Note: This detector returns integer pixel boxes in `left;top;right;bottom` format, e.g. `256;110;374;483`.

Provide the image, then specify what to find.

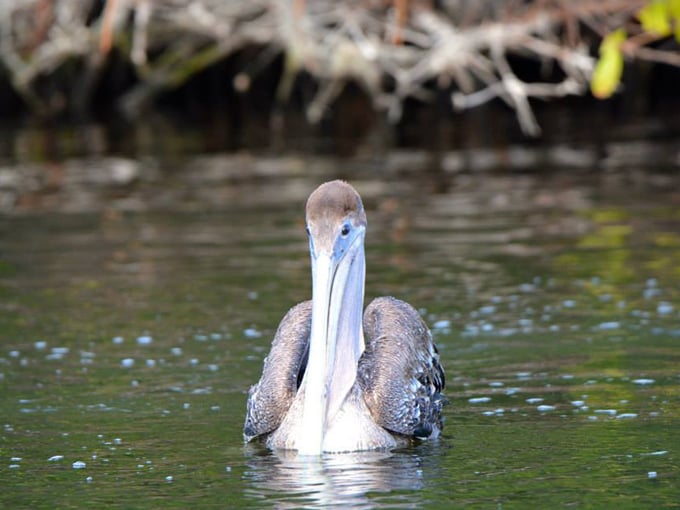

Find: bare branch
0;0;676;133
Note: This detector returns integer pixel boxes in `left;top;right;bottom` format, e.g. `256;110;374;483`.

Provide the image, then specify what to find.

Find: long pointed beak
297;228;365;454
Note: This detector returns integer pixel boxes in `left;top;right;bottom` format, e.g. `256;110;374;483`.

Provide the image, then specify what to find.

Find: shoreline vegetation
1;1;680;136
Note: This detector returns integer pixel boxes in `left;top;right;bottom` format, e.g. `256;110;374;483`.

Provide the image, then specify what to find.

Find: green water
1;151;679;508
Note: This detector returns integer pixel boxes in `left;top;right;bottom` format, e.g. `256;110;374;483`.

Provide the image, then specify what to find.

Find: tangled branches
0;0;675;135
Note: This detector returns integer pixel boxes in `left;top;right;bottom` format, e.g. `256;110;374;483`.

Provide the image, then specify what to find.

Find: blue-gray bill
244;180;445;454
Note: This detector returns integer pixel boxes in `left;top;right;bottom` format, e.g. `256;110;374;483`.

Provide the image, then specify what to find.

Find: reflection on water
244;448;429;508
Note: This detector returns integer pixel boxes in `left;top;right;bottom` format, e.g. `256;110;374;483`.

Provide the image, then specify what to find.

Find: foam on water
136;335;153;345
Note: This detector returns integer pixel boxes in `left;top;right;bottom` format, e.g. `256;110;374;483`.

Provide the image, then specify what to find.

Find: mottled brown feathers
245;296;445;442
244;300;312;440
359;296;445;438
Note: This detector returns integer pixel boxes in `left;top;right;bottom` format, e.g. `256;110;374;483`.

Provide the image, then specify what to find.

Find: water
1;129;679;507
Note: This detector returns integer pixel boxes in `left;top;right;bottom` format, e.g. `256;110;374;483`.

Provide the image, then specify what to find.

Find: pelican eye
340;224;351;237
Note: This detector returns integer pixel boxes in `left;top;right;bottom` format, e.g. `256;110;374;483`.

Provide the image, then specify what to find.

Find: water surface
1;137;679;508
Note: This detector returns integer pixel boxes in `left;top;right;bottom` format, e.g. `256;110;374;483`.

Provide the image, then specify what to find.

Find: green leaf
591;30;626;99
638;0;672;36
598;28;627;55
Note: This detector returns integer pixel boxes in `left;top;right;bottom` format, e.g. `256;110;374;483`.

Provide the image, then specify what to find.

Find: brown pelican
244;180;444;454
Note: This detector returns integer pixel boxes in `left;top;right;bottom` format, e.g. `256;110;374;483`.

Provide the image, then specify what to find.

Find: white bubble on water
48;455;64;462
171;347;183;356
112;336;124;344
35;341;47;350
657;302;673;315
616;413;638;419
72;461;86;469
146;359;156;368
633;378;655;385
537;405;556;412
648;471;657;479
121;358;135;368
643;288;660;299
468;397;491;404
597;321;620;330
594;409;617;416
86;476;93;483
165;475;173;482
244;328;261;339
432;319;450;330
463;324;479;336
526;398;543;404
136;335;153;345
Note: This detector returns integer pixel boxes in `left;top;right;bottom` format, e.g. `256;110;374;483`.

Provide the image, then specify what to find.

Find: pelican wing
244;300;311;441
359;296;445;438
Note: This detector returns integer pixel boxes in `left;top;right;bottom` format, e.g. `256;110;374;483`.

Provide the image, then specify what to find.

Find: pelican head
297;180;367;454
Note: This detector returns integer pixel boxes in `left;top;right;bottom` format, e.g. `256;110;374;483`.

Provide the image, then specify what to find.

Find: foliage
591;0;680;99
591;29;627;99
